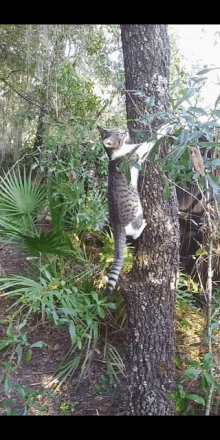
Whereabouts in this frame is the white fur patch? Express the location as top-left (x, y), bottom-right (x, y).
top-left (125, 219), bottom-right (146, 240)
top-left (130, 166), bottom-right (139, 189)
top-left (111, 142), bottom-right (139, 160)
top-left (135, 200), bottom-right (143, 218)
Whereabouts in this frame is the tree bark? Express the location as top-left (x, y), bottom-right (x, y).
top-left (120, 24), bottom-right (179, 415)
top-left (121, 24), bottom-right (170, 143)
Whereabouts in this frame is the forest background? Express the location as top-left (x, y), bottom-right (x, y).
top-left (1, 24), bottom-right (220, 415)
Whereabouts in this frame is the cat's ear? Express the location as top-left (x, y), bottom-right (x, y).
top-left (97, 126), bottom-right (107, 138)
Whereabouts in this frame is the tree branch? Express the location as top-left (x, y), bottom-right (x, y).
top-left (0, 76), bottom-right (47, 112)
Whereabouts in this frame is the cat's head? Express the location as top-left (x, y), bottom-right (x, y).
top-left (97, 126), bottom-right (129, 158)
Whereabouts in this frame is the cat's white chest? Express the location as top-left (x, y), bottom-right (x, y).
top-left (130, 165), bottom-right (139, 189)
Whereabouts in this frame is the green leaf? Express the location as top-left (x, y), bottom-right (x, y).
top-left (77, 339), bottom-right (82, 350)
top-left (162, 185), bottom-right (170, 200)
top-left (187, 360), bottom-right (201, 369)
top-left (18, 229), bottom-right (73, 257)
top-left (125, 162), bottom-right (131, 184)
top-left (148, 137), bottom-right (164, 163)
top-left (127, 89), bottom-right (146, 97)
top-left (6, 323), bottom-right (13, 337)
top-left (174, 88), bottom-right (196, 108)
top-left (0, 166), bottom-right (46, 235)
top-left (185, 394), bottom-right (205, 406)
top-left (188, 129), bottom-right (204, 142)
top-left (145, 95), bottom-right (155, 107)
top-left (179, 128), bottom-right (189, 145)
top-left (17, 345), bottom-right (23, 364)
top-left (206, 172), bottom-right (220, 195)
top-left (24, 350), bottom-right (32, 363)
top-left (0, 397), bottom-right (17, 408)
top-left (203, 372), bottom-right (219, 389)
top-left (214, 109), bottom-right (220, 118)
top-left (211, 322), bottom-right (220, 331)
top-left (23, 406), bottom-right (29, 415)
top-left (183, 368), bottom-right (201, 378)
top-left (97, 306), bottom-right (106, 319)
top-left (130, 159), bottom-right (142, 171)
top-left (69, 321), bottom-right (76, 344)
top-left (15, 384), bottom-right (26, 399)
top-left (201, 373), bottom-right (208, 391)
top-left (197, 67), bottom-right (220, 75)
top-left (203, 158), bottom-right (220, 168)
top-left (52, 310), bottom-right (59, 326)
top-left (4, 373), bottom-right (11, 394)
top-left (107, 302), bottom-right (117, 309)
top-left (30, 341), bottom-right (47, 349)
top-left (176, 399), bottom-right (185, 412)
top-left (159, 145), bottom-right (185, 164)
top-left (203, 353), bottom-right (213, 370)
top-left (32, 405), bottom-right (47, 412)
top-left (91, 291), bottom-right (99, 303)
top-left (118, 158), bottom-right (127, 173)
top-left (188, 106), bottom-right (207, 115)
top-left (194, 142), bottom-right (220, 148)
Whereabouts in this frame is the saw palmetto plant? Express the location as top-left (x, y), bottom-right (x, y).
top-left (0, 167), bottom-right (46, 236)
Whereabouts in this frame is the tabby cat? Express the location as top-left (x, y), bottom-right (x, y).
top-left (97, 126), bottom-right (153, 296)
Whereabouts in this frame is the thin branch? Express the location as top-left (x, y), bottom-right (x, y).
top-left (204, 176), bottom-right (214, 416)
top-left (0, 148), bottom-right (41, 181)
top-left (205, 237), bottom-right (214, 416)
top-left (0, 76), bottom-right (47, 112)
top-left (166, 177), bottom-right (207, 213)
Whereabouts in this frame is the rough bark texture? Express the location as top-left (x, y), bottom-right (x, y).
top-left (121, 24), bottom-right (170, 143)
top-left (120, 25), bottom-right (179, 415)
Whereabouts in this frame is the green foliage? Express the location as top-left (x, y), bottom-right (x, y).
top-left (131, 68), bottom-right (220, 197)
top-left (0, 260), bottom-right (117, 386)
top-left (169, 384), bottom-right (205, 412)
top-left (0, 166), bottom-right (46, 236)
top-left (47, 176), bottom-right (108, 235)
top-left (0, 162), bottom-right (108, 259)
top-left (170, 353), bottom-right (219, 413)
top-left (100, 229), bottom-right (134, 274)
top-left (176, 269), bottom-right (195, 306)
top-left (0, 267), bottom-right (115, 335)
top-left (92, 373), bottom-right (116, 395)
top-left (14, 385), bottom-right (57, 415)
top-left (0, 379), bottom-right (57, 415)
top-left (57, 61), bottom-right (102, 122)
top-left (59, 400), bottom-right (78, 415)
top-left (117, 144), bottom-right (144, 185)
top-left (103, 342), bottom-right (126, 384)
top-left (3, 26), bottom-right (220, 412)
top-left (0, 319), bottom-right (46, 365)
top-left (17, 229), bottom-right (74, 257)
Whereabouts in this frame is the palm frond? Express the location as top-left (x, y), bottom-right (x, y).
top-left (0, 166), bottom-right (46, 235)
top-left (16, 229), bottom-right (75, 257)
top-left (0, 275), bottom-right (45, 298)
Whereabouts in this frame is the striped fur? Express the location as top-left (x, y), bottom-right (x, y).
top-left (104, 227), bottom-right (127, 296)
top-left (97, 125), bottom-right (149, 296)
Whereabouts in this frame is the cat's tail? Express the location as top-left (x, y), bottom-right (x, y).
top-left (104, 227), bottom-right (126, 296)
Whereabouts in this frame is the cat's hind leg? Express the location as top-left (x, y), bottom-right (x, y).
top-left (125, 216), bottom-right (146, 240)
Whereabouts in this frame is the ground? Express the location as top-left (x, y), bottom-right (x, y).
top-left (0, 241), bottom-right (127, 416)
top-left (1, 239), bottom-right (220, 415)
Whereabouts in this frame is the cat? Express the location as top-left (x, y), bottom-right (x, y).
top-left (97, 125), bottom-right (155, 296)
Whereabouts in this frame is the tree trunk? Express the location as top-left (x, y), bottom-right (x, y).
top-left (33, 101), bottom-right (49, 152)
top-left (121, 24), bottom-right (170, 143)
top-left (120, 24), bottom-right (179, 415)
